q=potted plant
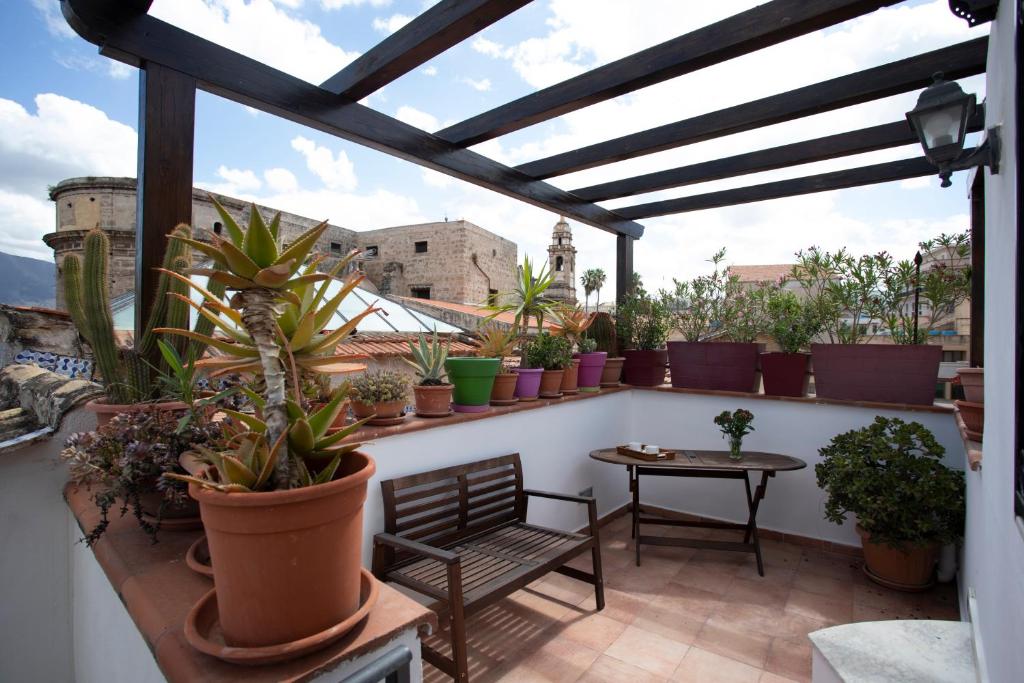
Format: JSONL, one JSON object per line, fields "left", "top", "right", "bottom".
{"left": 159, "top": 202, "right": 378, "bottom": 661}
{"left": 524, "top": 331, "right": 573, "bottom": 398}
{"left": 574, "top": 337, "right": 604, "bottom": 392}
{"left": 616, "top": 291, "right": 672, "bottom": 386}
{"left": 350, "top": 370, "right": 409, "bottom": 425}
{"left": 761, "top": 289, "right": 821, "bottom": 397}
{"left": 474, "top": 324, "right": 519, "bottom": 406}
{"left": 713, "top": 408, "right": 755, "bottom": 460}
{"left": 551, "top": 304, "right": 594, "bottom": 395}
{"left": 405, "top": 330, "right": 453, "bottom": 417}
{"left": 446, "top": 341, "right": 500, "bottom": 413}
{"left": 62, "top": 406, "right": 224, "bottom": 543}
{"left": 815, "top": 417, "right": 965, "bottom": 591}
{"left": 664, "top": 248, "right": 763, "bottom": 392}
{"left": 584, "top": 312, "right": 622, "bottom": 387}
{"left": 956, "top": 367, "right": 983, "bottom": 402}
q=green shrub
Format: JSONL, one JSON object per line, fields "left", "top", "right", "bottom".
{"left": 616, "top": 292, "right": 672, "bottom": 350}
{"left": 524, "top": 332, "right": 573, "bottom": 370}
{"left": 765, "top": 289, "right": 821, "bottom": 353}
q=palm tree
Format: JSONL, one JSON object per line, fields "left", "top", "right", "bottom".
{"left": 592, "top": 268, "right": 607, "bottom": 311}
{"left": 580, "top": 269, "right": 599, "bottom": 312}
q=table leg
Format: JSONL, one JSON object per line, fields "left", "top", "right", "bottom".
{"left": 743, "top": 471, "right": 770, "bottom": 576}
{"left": 632, "top": 466, "right": 642, "bottom": 566}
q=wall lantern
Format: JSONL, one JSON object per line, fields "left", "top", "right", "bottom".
{"left": 947, "top": 0, "right": 999, "bottom": 27}
{"left": 906, "top": 72, "right": 1000, "bottom": 188}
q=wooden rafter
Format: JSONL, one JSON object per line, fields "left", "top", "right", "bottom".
{"left": 614, "top": 156, "right": 950, "bottom": 220}
{"left": 572, "top": 114, "right": 985, "bottom": 202}
{"left": 436, "top": 0, "right": 902, "bottom": 147}
{"left": 319, "top": 0, "right": 531, "bottom": 101}
{"left": 517, "top": 38, "right": 988, "bottom": 179}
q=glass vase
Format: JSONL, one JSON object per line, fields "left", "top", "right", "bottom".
{"left": 729, "top": 436, "right": 743, "bottom": 461}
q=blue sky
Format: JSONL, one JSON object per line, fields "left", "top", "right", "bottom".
{"left": 0, "top": 0, "right": 988, "bottom": 298}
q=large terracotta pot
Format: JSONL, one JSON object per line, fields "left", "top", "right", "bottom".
{"left": 957, "top": 367, "right": 984, "bottom": 403}
{"left": 600, "top": 357, "right": 625, "bottom": 387}
{"left": 760, "top": 352, "right": 810, "bottom": 397}
{"left": 351, "top": 399, "right": 407, "bottom": 426}
{"left": 446, "top": 357, "right": 500, "bottom": 413}
{"left": 955, "top": 400, "right": 983, "bottom": 437}
{"left": 667, "top": 342, "right": 760, "bottom": 392}
{"left": 412, "top": 384, "right": 452, "bottom": 417}
{"left": 85, "top": 398, "right": 190, "bottom": 428}
{"left": 490, "top": 372, "right": 518, "bottom": 405}
{"left": 857, "top": 525, "right": 938, "bottom": 591}
{"left": 622, "top": 349, "right": 668, "bottom": 386}
{"left": 560, "top": 358, "right": 581, "bottom": 395}
{"left": 190, "top": 452, "right": 375, "bottom": 648}
{"left": 513, "top": 368, "right": 543, "bottom": 400}
{"left": 539, "top": 369, "right": 565, "bottom": 398}
{"left": 575, "top": 352, "right": 607, "bottom": 392}
{"left": 812, "top": 344, "right": 942, "bottom": 406}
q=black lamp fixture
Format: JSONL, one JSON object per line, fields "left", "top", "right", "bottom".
{"left": 906, "top": 72, "right": 1000, "bottom": 188}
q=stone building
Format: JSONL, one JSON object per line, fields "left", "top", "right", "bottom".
{"left": 546, "top": 215, "right": 577, "bottom": 304}
{"left": 43, "top": 177, "right": 516, "bottom": 309}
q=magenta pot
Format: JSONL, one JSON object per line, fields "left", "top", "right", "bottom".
{"left": 668, "top": 342, "right": 760, "bottom": 392}
{"left": 574, "top": 352, "right": 607, "bottom": 392}
{"left": 512, "top": 368, "right": 543, "bottom": 401}
{"left": 622, "top": 349, "right": 668, "bottom": 386}
{"left": 811, "top": 343, "right": 942, "bottom": 406}
{"left": 761, "top": 352, "right": 810, "bottom": 397}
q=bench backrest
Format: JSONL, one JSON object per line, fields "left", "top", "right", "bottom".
{"left": 378, "top": 453, "right": 525, "bottom": 566}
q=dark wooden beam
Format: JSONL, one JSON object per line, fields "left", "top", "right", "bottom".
{"left": 969, "top": 171, "right": 984, "bottom": 367}
{"left": 319, "top": 0, "right": 531, "bottom": 101}
{"left": 436, "top": 0, "right": 901, "bottom": 147}
{"left": 572, "top": 115, "right": 984, "bottom": 202}
{"left": 616, "top": 235, "right": 633, "bottom": 309}
{"left": 614, "top": 156, "right": 948, "bottom": 219}
{"left": 136, "top": 62, "right": 195, "bottom": 344}
{"left": 517, "top": 38, "right": 988, "bottom": 179}
{"left": 69, "top": 7, "right": 642, "bottom": 238}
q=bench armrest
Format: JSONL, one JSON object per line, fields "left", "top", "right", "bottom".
{"left": 523, "top": 488, "right": 595, "bottom": 505}
{"left": 374, "top": 532, "right": 460, "bottom": 565}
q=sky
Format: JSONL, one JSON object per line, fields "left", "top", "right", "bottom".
{"left": 0, "top": 0, "right": 989, "bottom": 298}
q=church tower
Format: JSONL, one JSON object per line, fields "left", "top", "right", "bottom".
{"left": 546, "top": 215, "right": 577, "bottom": 304}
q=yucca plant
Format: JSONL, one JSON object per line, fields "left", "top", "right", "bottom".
{"left": 404, "top": 329, "right": 450, "bottom": 386}
{"left": 485, "top": 256, "right": 559, "bottom": 335}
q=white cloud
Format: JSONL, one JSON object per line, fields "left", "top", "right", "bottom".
{"left": 421, "top": 65, "right": 438, "bottom": 77}
{"left": 471, "top": 37, "right": 510, "bottom": 59}
{"left": 322, "top": 0, "right": 391, "bottom": 9}
{"left": 273, "top": 0, "right": 304, "bottom": 8}
{"left": 264, "top": 167, "right": 299, "bottom": 193}
{"left": 900, "top": 176, "right": 935, "bottom": 190}
{"left": 372, "top": 13, "right": 413, "bottom": 34}
{"left": 395, "top": 105, "right": 439, "bottom": 131}
{"left": 460, "top": 77, "right": 492, "bottom": 92}
{"left": 213, "top": 166, "right": 263, "bottom": 194}
{"left": 107, "top": 62, "right": 135, "bottom": 80}
{"left": 32, "top": 0, "right": 76, "bottom": 39}
{"left": 149, "top": 0, "right": 360, "bottom": 84}
{"left": 290, "top": 136, "right": 358, "bottom": 191}
{"left": 53, "top": 53, "right": 136, "bottom": 81}
{"left": 0, "top": 190, "right": 57, "bottom": 260}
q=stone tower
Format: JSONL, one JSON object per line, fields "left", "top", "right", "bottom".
{"left": 546, "top": 215, "right": 577, "bottom": 304}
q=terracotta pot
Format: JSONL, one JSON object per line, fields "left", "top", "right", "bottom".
{"left": 138, "top": 488, "right": 203, "bottom": 530}
{"left": 85, "top": 398, "right": 190, "bottom": 428}
{"left": 574, "top": 351, "right": 607, "bottom": 391}
{"left": 857, "top": 525, "right": 938, "bottom": 591}
{"left": 190, "top": 452, "right": 375, "bottom": 649}
{"left": 560, "top": 358, "right": 581, "bottom": 395}
{"left": 600, "top": 357, "right": 625, "bottom": 387}
{"left": 957, "top": 367, "right": 984, "bottom": 403}
{"left": 539, "top": 369, "right": 565, "bottom": 398}
{"left": 812, "top": 344, "right": 942, "bottom": 406}
{"left": 760, "top": 352, "right": 810, "bottom": 397}
{"left": 413, "top": 384, "right": 452, "bottom": 417}
{"left": 490, "top": 372, "right": 518, "bottom": 405}
{"left": 667, "top": 342, "right": 760, "bottom": 392}
{"left": 955, "top": 400, "right": 984, "bottom": 435}
{"left": 351, "top": 399, "right": 407, "bottom": 426}
{"left": 622, "top": 349, "right": 668, "bottom": 386}
{"left": 513, "top": 368, "right": 543, "bottom": 400}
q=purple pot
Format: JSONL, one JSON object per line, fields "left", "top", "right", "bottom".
{"left": 574, "top": 352, "right": 607, "bottom": 390}
{"left": 512, "top": 368, "right": 543, "bottom": 401}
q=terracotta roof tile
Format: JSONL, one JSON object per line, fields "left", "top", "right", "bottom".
{"left": 337, "top": 331, "right": 475, "bottom": 358}
{"left": 393, "top": 297, "right": 557, "bottom": 329}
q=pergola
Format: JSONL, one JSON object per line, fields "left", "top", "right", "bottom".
{"left": 59, "top": 0, "right": 993, "bottom": 347}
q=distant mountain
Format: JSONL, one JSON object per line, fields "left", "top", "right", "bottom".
{"left": 0, "top": 252, "right": 55, "bottom": 308}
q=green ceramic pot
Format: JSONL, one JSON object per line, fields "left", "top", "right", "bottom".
{"left": 445, "top": 357, "right": 501, "bottom": 412}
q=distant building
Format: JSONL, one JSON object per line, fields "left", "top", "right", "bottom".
{"left": 546, "top": 216, "right": 577, "bottom": 304}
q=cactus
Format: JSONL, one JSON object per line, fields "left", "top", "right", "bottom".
{"left": 584, "top": 311, "right": 618, "bottom": 356}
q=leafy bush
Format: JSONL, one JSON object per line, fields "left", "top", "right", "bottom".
{"left": 350, "top": 370, "right": 409, "bottom": 404}
{"left": 661, "top": 248, "right": 737, "bottom": 341}
{"left": 765, "top": 289, "right": 821, "bottom": 353}
{"left": 616, "top": 292, "right": 672, "bottom": 350}
{"left": 815, "top": 417, "right": 965, "bottom": 548}
{"left": 524, "top": 332, "right": 573, "bottom": 370}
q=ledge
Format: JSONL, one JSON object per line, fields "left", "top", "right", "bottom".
{"left": 633, "top": 384, "right": 955, "bottom": 414}
{"left": 65, "top": 483, "right": 437, "bottom": 682}
{"left": 953, "top": 408, "right": 983, "bottom": 472}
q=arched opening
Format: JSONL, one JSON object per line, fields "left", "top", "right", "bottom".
{"left": 213, "top": 221, "right": 223, "bottom": 235}
{"left": 555, "top": 256, "right": 564, "bottom": 272}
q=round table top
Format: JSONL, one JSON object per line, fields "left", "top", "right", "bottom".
{"left": 589, "top": 447, "right": 807, "bottom": 472}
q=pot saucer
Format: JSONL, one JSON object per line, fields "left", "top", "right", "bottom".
{"left": 416, "top": 409, "right": 453, "bottom": 418}
{"left": 561, "top": 389, "right": 579, "bottom": 396}
{"left": 863, "top": 565, "right": 934, "bottom": 593}
{"left": 539, "top": 392, "right": 563, "bottom": 399}
{"left": 489, "top": 398, "right": 518, "bottom": 406}
{"left": 367, "top": 415, "right": 406, "bottom": 426}
{"left": 599, "top": 381, "right": 621, "bottom": 388}
{"left": 185, "top": 535, "right": 214, "bottom": 578}
{"left": 184, "top": 568, "right": 379, "bottom": 665}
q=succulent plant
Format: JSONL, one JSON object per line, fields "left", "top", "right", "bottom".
{"left": 350, "top": 370, "right": 409, "bottom": 404}
{"left": 550, "top": 303, "right": 594, "bottom": 347}
{"left": 577, "top": 337, "right": 598, "bottom": 354}
{"left": 473, "top": 324, "right": 517, "bottom": 365}
{"left": 404, "top": 329, "right": 450, "bottom": 386}
{"left": 582, "top": 312, "right": 618, "bottom": 355}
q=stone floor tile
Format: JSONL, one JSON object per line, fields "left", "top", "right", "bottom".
{"left": 670, "top": 646, "right": 763, "bottom": 682}
{"left": 604, "top": 624, "right": 692, "bottom": 678}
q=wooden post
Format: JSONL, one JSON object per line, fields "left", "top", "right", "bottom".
{"left": 969, "top": 171, "right": 984, "bottom": 367}
{"left": 616, "top": 234, "right": 634, "bottom": 305}
{"left": 135, "top": 62, "right": 196, "bottom": 347}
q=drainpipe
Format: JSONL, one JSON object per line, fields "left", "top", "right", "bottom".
{"left": 471, "top": 253, "right": 492, "bottom": 303}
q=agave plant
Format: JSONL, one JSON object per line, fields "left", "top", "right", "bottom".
{"left": 549, "top": 303, "right": 594, "bottom": 347}
{"left": 404, "top": 330, "right": 450, "bottom": 386}
{"left": 474, "top": 324, "right": 517, "bottom": 365}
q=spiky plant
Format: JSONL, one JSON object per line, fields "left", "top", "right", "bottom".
{"left": 550, "top": 303, "right": 594, "bottom": 348}
{"left": 404, "top": 330, "right": 450, "bottom": 386}
{"left": 474, "top": 324, "right": 517, "bottom": 366}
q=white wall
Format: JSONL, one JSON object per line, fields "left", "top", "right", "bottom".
{"left": 961, "top": 3, "right": 1023, "bottom": 681}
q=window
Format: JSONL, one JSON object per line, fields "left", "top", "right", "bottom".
{"left": 415, "top": 240, "right": 428, "bottom": 254}
{"left": 555, "top": 256, "right": 564, "bottom": 272}
{"left": 330, "top": 242, "right": 342, "bottom": 255}
{"left": 364, "top": 245, "right": 379, "bottom": 259}
{"left": 488, "top": 289, "right": 499, "bottom": 305}
{"left": 213, "top": 221, "right": 223, "bottom": 235}
{"left": 410, "top": 286, "right": 431, "bottom": 300}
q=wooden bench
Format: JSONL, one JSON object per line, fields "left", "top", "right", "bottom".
{"left": 372, "top": 453, "right": 605, "bottom": 682}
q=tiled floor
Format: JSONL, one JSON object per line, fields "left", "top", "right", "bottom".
{"left": 421, "top": 513, "right": 959, "bottom": 682}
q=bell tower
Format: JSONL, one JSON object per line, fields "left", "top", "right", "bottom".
{"left": 546, "top": 215, "right": 577, "bottom": 304}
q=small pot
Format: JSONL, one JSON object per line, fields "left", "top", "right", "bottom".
{"left": 539, "top": 369, "right": 565, "bottom": 398}
{"left": 351, "top": 399, "right": 407, "bottom": 426}
{"left": 955, "top": 400, "right": 984, "bottom": 435}
{"left": 857, "top": 525, "right": 938, "bottom": 591}
{"left": 957, "top": 367, "right": 984, "bottom": 403}
{"left": 413, "top": 384, "right": 453, "bottom": 417}
{"left": 85, "top": 398, "right": 190, "bottom": 428}
{"left": 760, "top": 352, "right": 810, "bottom": 397}
{"left": 600, "top": 356, "right": 625, "bottom": 387}
{"left": 513, "top": 368, "right": 543, "bottom": 401}
{"left": 560, "top": 359, "right": 581, "bottom": 395}
{"left": 622, "top": 349, "right": 668, "bottom": 387}
{"left": 575, "top": 351, "right": 607, "bottom": 392}
{"left": 446, "top": 357, "right": 500, "bottom": 413}
{"left": 490, "top": 372, "right": 518, "bottom": 405}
